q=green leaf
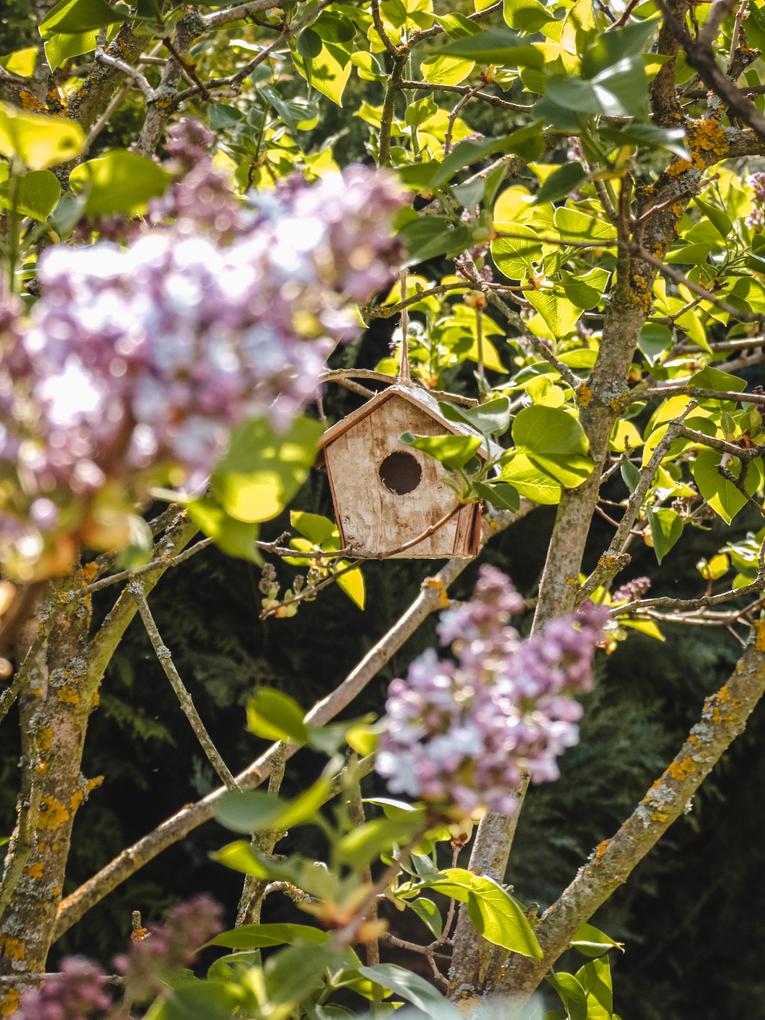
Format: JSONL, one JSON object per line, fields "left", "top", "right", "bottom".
{"left": 576, "top": 956, "right": 613, "bottom": 1015}
{"left": 0, "top": 169, "right": 60, "bottom": 221}
{"left": 337, "top": 567, "right": 365, "bottom": 610}
{"left": 336, "top": 814, "right": 424, "bottom": 869}
{"left": 427, "top": 869, "right": 542, "bottom": 959}
{"left": 546, "top": 972, "right": 588, "bottom": 1020}
{"left": 693, "top": 196, "right": 732, "bottom": 240}
{"left": 291, "top": 40, "right": 352, "bottom": 106}
{"left": 638, "top": 322, "right": 672, "bottom": 365}
{"left": 207, "top": 923, "right": 329, "bottom": 950}
{"left": 290, "top": 510, "right": 337, "bottom": 546}
{"left": 420, "top": 54, "right": 475, "bottom": 85}
{"left": 44, "top": 30, "right": 98, "bottom": 70}
{"left": 534, "top": 163, "right": 587, "bottom": 204}
{"left": 646, "top": 507, "right": 683, "bottom": 564}
{"left": 473, "top": 480, "right": 521, "bottom": 512}
{"left": 570, "top": 922, "right": 625, "bottom": 959}
{"left": 135, "top": 0, "right": 164, "bottom": 19}
{"left": 545, "top": 56, "right": 648, "bottom": 119}
{"left": 599, "top": 121, "right": 689, "bottom": 158}
{"left": 691, "top": 449, "right": 762, "bottom": 524}
{"left": 39, "top": 0, "right": 128, "bottom": 38}
{"left": 265, "top": 944, "right": 341, "bottom": 1006}
{"left": 401, "top": 431, "right": 482, "bottom": 470}
{"left": 0, "top": 101, "right": 83, "bottom": 169}
{"left": 430, "top": 136, "right": 512, "bottom": 188}
{"left": 297, "top": 28, "right": 323, "bottom": 59}
{"left": 511, "top": 405, "right": 592, "bottom": 488}
{"left": 69, "top": 150, "right": 171, "bottom": 215}
{"left": 441, "top": 26, "right": 543, "bottom": 67}
{"left": 500, "top": 451, "right": 562, "bottom": 503}
{"left": 439, "top": 395, "right": 511, "bottom": 437}
{"left": 0, "top": 47, "right": 37, "bottom": 77}
{"left": 409, "top": 897, "right": 443, "bottom": 940}
{"left": 215, "top": 776, "right": 332, "bottom": 834}
{"left": 581, "top": 19, "right": 658, "bottom": 77}
{"left": 504, "top": 0, "right": 554, "bottom": 32}
{"left": 358, "top": 965, "right": 458, "bottom": 1015}
{"left": 554, "top": 207, "right": 616, "bottom": 242}
{"left": 186, "top": 498, "right": 260, "bottom": 563}
{"left": 247, "top": 687, "right": 308, "bottom": 743}
{"left": 212, "top": 416, "right": 323, "bottom": 524}
{"left": 398, "top": 215, "right": 473, "bottom": 263}
{"left": 526, "top": 290, "right": 582, "bottom": 337}
{"left": 492, "top": 225, "right": 542, "bottom": 279}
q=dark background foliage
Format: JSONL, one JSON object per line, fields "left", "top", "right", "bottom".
{"left": 1, "top": 6, "right": 764, "bottom": 1018}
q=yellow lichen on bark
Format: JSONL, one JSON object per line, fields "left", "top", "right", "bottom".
{"left": 38, "top": 796, "right": 69, "bottom": 830}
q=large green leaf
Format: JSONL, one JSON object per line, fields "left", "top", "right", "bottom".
{"left": 0, "top": 169, "right": 60, "bottom": 221}
{"left": 0, "top": 102, "right": 83, "bottom": 169}
{"left": 545, "top": 56, "right": 648, "bottom": 119}
{"left": 247, "top": 687, "right": 309, "bottom": 743}
{"left": 401, "top": 431, "right": 482, "bottom": 470}
{"left": 546, "top": 972, "right": 588, "bottom": 1020}
{"left": 646, "top": 507, "right": 683, "bottom": 564}
{"left": 500, "top": 451, "right": 562, "bottom": 504}
{"left": 526, "top": 290, "right": 582, "bottom": 338}
{"left": 70, "top": 150, "right": 171, "bottom": 215}
{"left": 691, "top": 449, "right": 763, "bottom": 524}
{"left": 441, "top": 26, "right": 543, "bottom": 67}
{"left": 39, "top": 0, "right": 128, "bottom": 38}
{"left": 511, "top": 405, "right": 593, "bottom": 488}
{"left": 581, "top": 18, "right": 658, "bottom": 77}
{"left": 207, "top": 923, "right": 329, "bottom": 950}
{"left": 215, "top": 776, "right": 332, "bottom": 834}
{"left": 358, "top": 964, "right": 458, "bottom": 1015}
{"left": 492, "top": 225, "right": 541, "bottom": 279}
{"left": 265, "top": 944, "right": 341, "bottom": 1006}
{"left": 336, "top": 814, "right": 424, "bottom": 869}
{"left": 212, "top": 416, "right": 324, "bottom": 524}
{"left": 186, "top": 498, "right": 260, "bottom": 563}
{"left": 420, "top": 54, "right": 475, "bottom": 85}
{"left": 44, "top": 30, "right": 98, "bottom": 70}
{"left": 398, "top": 215, "right": 473, "bottom": 264}
{"left": 426, "top": 868, "right": 542, "bottom": 958}
{"left": 439, "top": 395, "right": 511, "bottom": 437}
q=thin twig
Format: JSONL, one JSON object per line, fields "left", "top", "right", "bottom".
{"left": 132, "top": 586, "right": 239, "bottom": 791}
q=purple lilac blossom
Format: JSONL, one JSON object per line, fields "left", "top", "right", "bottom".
{"left": 747, "top": 172, "right": 765, "bottom": 230}
{"left": 376, "top": 566, "right": 610, "bottom": 817}
{"left": 612, "top": 576, "right": 652, "bottom": 603}
{"left": 115, "top": 894, "right": 223, "bottom": 1002}
{"left": 0, "top": 119, "right": 402, "bottom": 574}
{"left": 16, "top": 957, "right": 113, "bottom": 1019}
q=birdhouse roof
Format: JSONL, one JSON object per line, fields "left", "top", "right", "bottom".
{"left": 316, "top": 383, "right": 503, "bottom": 462}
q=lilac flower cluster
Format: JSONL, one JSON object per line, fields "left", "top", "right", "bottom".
{"left": 376, "top": 566, "right": 609, "bottom": 817}
{"left": 747, "top": 172, "right": 765, "bottom": 231}
{"left": 116, "top": 894, "right": 223, "bottom": 1002}
{"left": 16, "top": 957, "right": 112, "bottom": 1020}
{"left": 17, "top": 895, "right": 222, "bottom": 1018}
{"left": 0, "top": 120, "right": 402, "bottom": 576}
{"left": 612, "top": 576, "right": 651, "bottom": 604}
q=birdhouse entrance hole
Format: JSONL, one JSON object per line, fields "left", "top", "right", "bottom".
{"left": 379, "top": 451, "right": 422, "bottom": 495}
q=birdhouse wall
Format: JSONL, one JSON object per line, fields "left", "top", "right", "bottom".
{"left": 323, "top": 394, "right": 480, "bottom": 558}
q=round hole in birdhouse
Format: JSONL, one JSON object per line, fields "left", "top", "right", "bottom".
{"left": 379, "top": 451, "right": 422, "bottom": 495}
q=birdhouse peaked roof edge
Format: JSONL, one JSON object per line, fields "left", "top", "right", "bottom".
{"left": 316, "top": 383, "right": 502, "bottom": 464}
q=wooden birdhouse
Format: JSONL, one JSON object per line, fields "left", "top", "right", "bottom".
{"left": 317, "top": 383, "right": 492, "bottom": 559}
